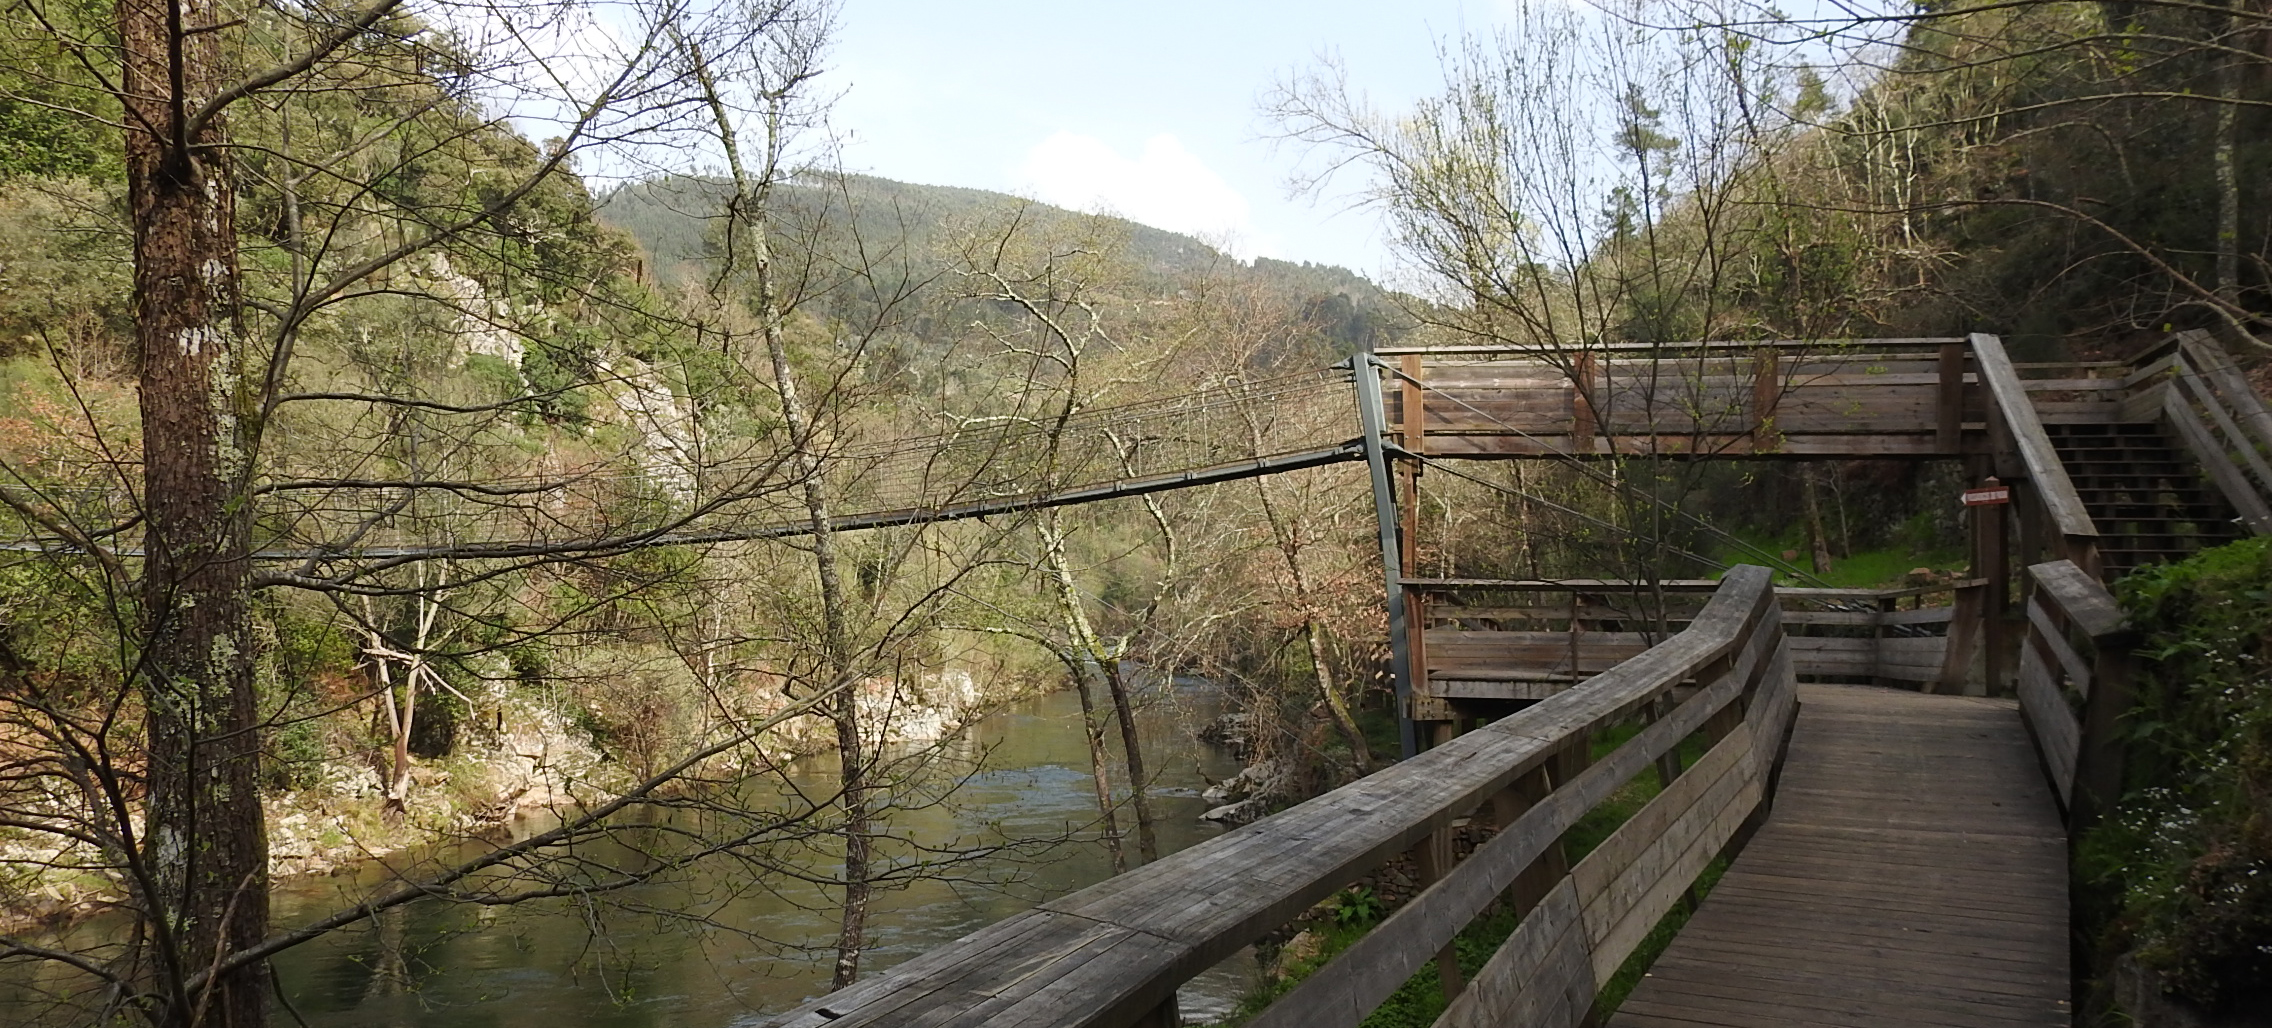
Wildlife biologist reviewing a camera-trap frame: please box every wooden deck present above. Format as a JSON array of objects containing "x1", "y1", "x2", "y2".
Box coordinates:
[{"x1": 1609, "y1": 683, "x2": 2071, "y2": 1028}]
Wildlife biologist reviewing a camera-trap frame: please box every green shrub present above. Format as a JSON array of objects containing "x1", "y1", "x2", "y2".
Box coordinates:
[{"x1": 2081, "y1": 537, "x2": 2272, "y2": 1012}]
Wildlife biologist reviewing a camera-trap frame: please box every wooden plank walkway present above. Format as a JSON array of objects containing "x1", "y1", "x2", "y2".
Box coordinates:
[{"x1": 1608, "y1": 683, "x2": 2071, "y2": 1028}]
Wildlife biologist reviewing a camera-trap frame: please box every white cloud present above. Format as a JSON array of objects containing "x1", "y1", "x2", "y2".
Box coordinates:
[{"x1": 1015, "y1": 133, "x2": 1274, "y2": 258}]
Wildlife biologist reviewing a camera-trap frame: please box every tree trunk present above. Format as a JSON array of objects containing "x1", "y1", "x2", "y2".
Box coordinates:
[
  {"x1": 1100, "y1": 658, "x2": 1158, "y2": 863},
  {"x1": 2215, "y1": 0, "x2": 2243, "y2": 304},
  {"x1": 1041, "y1": 516, "x2": 1126, "y2": 872},
  {"x1": 686, "y1": 49, "x2": 872, "y2": 986},
  {"x1": 1305, "y1": 620, "x2": 1373, "y2": 773},
  {"x1": 1802, "y1": 467, "x2": 1834, "y2": 575},
  {"x1": 1070, "y1": 663, "x2": 1125, "y2": 873},
  {"x1": 120, "y1": 0, "x2": 267, "y2": 1022},
  {"x1": 368, "y1": 648, "x2": 414, "y2": 817},
  {"x1": 761, "y1": 269, "x2": 868, "y2": 990}
]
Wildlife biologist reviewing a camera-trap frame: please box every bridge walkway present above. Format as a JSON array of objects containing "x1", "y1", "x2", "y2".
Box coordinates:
[{"x1": 1610, "y1": 683, "x2": 2070, "y2": 1028}]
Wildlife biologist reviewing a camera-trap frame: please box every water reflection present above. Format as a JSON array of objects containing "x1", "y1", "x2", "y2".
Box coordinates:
[{"x1": 262, "y1": 681, "x2": 1249, "y2": 1027}]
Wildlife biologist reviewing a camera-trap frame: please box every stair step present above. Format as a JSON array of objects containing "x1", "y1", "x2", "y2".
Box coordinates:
[
  {"x1": 2054, "y1": 443, "x2": 2185, "y2": 451},
  {"x1": 2048, "y1": 423, "x2": 2256, "y2": 555},
  {"x1": 2097, "y1": 515, "x2": 2239, "y2": 523}
]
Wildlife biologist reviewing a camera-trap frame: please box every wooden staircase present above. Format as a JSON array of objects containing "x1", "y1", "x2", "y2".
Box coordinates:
[{"x1": 2046, "y1": 422, "x2": 2246, "y2": 578}]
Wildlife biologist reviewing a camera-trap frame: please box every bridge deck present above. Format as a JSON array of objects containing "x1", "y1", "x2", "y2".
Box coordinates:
[{"x1": 1609, "y1": 683, "x2": 2070, "y2": 1028}]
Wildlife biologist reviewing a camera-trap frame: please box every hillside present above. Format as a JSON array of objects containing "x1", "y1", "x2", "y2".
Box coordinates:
[{"x1": 597, "y1": 172, "x2": 1410, "y2": 355}]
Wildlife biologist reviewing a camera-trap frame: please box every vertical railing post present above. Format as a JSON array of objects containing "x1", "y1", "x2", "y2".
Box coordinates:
[
  {"x1": 1937, "y1": 341, "x2": 1966, "y2": 453},
  {"x1": 1353, "y1": 353, "x2": 1419, "y2": 759},
  {"x1": 1972, "y1": 468, "x2": 2011, "y2": 696},
  {"x1": 1399, "y1": 356, "x2": 1434, "y2": 747},
  {"x1": 1571, "y1": 350, "x2": 1598, "y2": 453},
  {"x1": 2072, "y1": 628, "x2": 2140, "y2": 837},
  {"x1": 1751, "y1": 349, "x2": 1781, "y2": 453}
]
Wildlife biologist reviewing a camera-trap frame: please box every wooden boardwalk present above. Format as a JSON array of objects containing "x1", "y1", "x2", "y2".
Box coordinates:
[{"x1": 1609, "y1": 684, "x2": 2071, "y2": 1028}]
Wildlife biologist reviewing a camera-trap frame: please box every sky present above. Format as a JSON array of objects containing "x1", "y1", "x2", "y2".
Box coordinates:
[{"x1": 823, "y1": 0, "x2": 1523, "y2": 278}]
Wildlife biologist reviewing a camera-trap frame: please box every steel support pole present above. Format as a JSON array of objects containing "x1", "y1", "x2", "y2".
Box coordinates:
[{"x1": 1352, "y1": 354, "x2": 1419, "y2": 759}]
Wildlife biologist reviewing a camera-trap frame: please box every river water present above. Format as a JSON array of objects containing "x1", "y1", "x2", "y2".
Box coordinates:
[{"x1": 258, "y1": 682, "x2": 1252, "y2": 1028}]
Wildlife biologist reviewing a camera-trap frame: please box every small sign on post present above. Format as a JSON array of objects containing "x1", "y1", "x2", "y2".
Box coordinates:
[{"x1": 1963, "y1": 478, "x2": 2011, "y2": 506}]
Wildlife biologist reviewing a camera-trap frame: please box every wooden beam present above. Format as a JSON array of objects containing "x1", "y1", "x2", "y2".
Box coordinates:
[
  {"x1": 1937, "y1": 342, "x2": 1965, "y2": 452},
  {"x1": 1571, "y1": 351, "x2": 1598, "y2": 454},
  {"x1": 2178, "y1": 331, "x2": 2272, "y2": 454},
  {"x1": 1373, "y1": 336, "x2": 1967, "y2": 357},
  {"x1": 1753, "y1": 352, "x2": 1782, "y2": 453},
  {"x1": 2165, "y1": 388, "x2": 2272, "y2": 533}
]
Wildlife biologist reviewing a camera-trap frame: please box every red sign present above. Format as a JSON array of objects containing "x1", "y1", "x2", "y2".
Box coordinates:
[{"x1": 1962, "y1": 486, "x2": 2010, "y2": 506}]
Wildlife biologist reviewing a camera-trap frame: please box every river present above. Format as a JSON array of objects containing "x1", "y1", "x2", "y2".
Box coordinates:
[{"x1": 256, "y1": 681, "x2": 1253, "y2": 1027}]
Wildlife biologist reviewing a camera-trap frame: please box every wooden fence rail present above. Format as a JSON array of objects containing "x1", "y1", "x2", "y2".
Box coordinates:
[
  {"x1": 2159, "y1": 331, "x2": 2272, "y2": 533},
  {"x1": 2014, "y1": 559, "x2": 2138, "y2": 834},
  {"x1": 759, "y1": 565, "x2": 1799, "y2": 1028},
  {"x1": 1410, "y1": 578, "x2": 1977, "y2": 702}
]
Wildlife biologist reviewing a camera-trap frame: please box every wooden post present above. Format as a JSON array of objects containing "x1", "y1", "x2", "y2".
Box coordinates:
[
  {"x1": 1410, "y1": 587, "x2": 1431, "y2": 733},
  {"x1": 1397, "y1": 357, "x2": 1443, "y2": 747},
  {"x1": 1652, "y1": 700, "x2": 1682, "y2": 787},
  {"x1": 1751, "y1": 350, "x2": 1781, "y2": 453},
  {"x1": 1401, "y1": 355, "x2": 1427, "y2": 455},
  {"x1": 1412, "y1": 723, "x2": 1465, "y2": 1002},
  {"x1": 2013, "y1": 479, "x2": 2046, "y2": 608},
  {"x1": 1937, "y1": 342, "x2": 1966, "y2": 453},
  {"x1": 2067, "y1": 535, "x2": 2104, "y2": 582},
  {"x1": 2071, "y1": 637, "x2": 2140, "y2": 836},
  {"x1": 1936, "y1": 584, "x2": 1986, "y2": 696},
  {"x1": 1489, "y1": 766, "x2": 1561, "y2": 916},
  {"x1": 1132, "y1": 996, "x2": 1181, "y2": 1028},
  {"x1": 1972, "y1": 468, "x2": 2010, "y2": 696},
  {"x1": 1571, "y1": 350, "x2": 1598, "y2": 453},
  {"x1": 1873, "y1": 594, "x2": 1896, "y2": 690}
]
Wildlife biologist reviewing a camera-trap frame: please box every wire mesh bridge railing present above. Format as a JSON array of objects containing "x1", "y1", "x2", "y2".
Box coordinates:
[{"x1": 0, "y1": 366, "x2": 1364, "y2": 568}]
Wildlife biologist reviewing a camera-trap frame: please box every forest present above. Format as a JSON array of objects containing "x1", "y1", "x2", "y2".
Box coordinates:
[{"x1": 0, "y1": 0, "x2": 2265, "y2": 1025}]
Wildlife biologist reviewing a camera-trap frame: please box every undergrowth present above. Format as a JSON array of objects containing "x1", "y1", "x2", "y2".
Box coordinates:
[{"x1": 2078, "y1": 536, "x2": 2272, "y2": 1014}]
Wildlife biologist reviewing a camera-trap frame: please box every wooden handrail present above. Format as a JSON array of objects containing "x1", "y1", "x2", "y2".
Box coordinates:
[
  {"x1": 1409, "y1": 578, "x2": 1984, "y2": 600},
  {"x1": 759, "y1": 566, "x2": 1798, "y2": 1028},
  {"x1": 2175, "y1": 331, "x2": 2272, "y2": 440},
  {"x1": 1971, "y1": 333, "x2": 2099, "y2": 543},
  {"x1": 1374, "y1": 337, "x2": 1965, "y2": 357},
  {"x1": 1405, "y1": 578, "x2": 1728, "y2": 591},
  {"x1": 2161, "y1": 332, "x2": 2272, "y2": 533}
]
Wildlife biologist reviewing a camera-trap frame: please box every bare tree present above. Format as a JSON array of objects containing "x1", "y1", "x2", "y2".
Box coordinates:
[
  {"x1": 1670, "y1": 0, "x2": 2272, "y2": 343},
  {"x1": 0, "y1": 0, "x2": 936, "y2": 1023},
  {"x1": 1268, "y1": 0, "x2": 1833, "y2": 619}
]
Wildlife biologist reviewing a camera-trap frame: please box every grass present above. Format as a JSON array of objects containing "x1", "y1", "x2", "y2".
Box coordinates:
[
  {"x1": 1712, "y1": 523, "x2": 1965, "y2": 590},
  {"x1": 1212, "y1": 722, "x2": 1731, "y2": 1026}
]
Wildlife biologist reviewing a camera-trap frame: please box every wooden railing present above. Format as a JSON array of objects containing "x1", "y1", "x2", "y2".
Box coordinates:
[
  {"x1": 1382, "y1": 338, "x2": 1972, "y2": 458},
  {"x1": 2157, "y1": 331, "x2": 2272, "y2": 534},
  {"x1": 1408, "y1": 578, "x2": 1979, "y2": 705},
  {"x1": 759, "y1": 565, "x2": 1799, "y2": 1028},
  {"x1": 2014, "y1": 559, "x2": 2138, "y2": 833},
  {"x1": 1972, "y1": 332, "x2": 2102, "y2": 574}
]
